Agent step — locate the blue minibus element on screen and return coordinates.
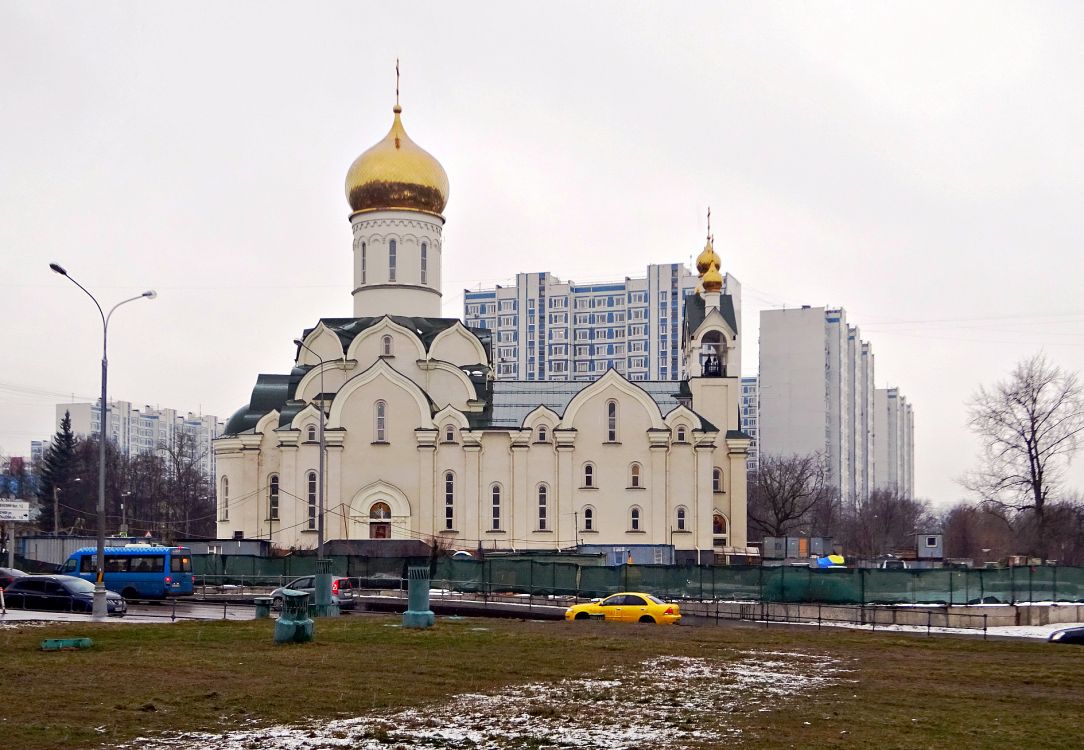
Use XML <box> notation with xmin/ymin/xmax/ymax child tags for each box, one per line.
<box><xmin>60</xmin><ymin>544</ymin><xmax>194</xmax><ymax>599</ymax></box>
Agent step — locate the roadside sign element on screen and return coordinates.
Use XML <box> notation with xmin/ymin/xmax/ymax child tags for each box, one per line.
<box><xmin>0</xmin><ymin>500</ymin><xmax>30</xmax><ymax>522</ymax></box>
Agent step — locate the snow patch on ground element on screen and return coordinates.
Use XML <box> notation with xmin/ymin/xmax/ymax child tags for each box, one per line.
<box><xmin>781</xmin><ymin>618</ymin><xmax>1084</xmax><ymax>640</ymax></box>
<box><xmin>117</xmin><ymin>651</ymin><xmax>847</xmax><ymax>749</ymax></box>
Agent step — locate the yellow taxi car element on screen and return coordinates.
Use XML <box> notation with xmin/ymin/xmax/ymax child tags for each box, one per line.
<box><xmin>565</xmin><ymin>592</ymin><xmax>681</xmax><ymax>625</ymax></box>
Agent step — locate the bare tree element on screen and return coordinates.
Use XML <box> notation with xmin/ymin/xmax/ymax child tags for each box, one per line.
<box><xmin>964</xmin><ymin>354</ymin><xmax>1084</xmax><ymax>558</ymax></box>
<box><xmin>747</xmin><ymin>454</ymin><xmax>835</xmax><ymax>540</ymax></box>
<box><xmin>161</xmin><ymin>429</ymin><xmax>215</xmax><ymax>538</ymax></box>
<box><xmin>841</xmin><ymin>488</ymin><xmax>936</xmax><ymax>559</ymax></box>
<box><xmin>939</xmin><ymin>502</ymin><xmax>1014</xmax><ymax>563</ymax></box>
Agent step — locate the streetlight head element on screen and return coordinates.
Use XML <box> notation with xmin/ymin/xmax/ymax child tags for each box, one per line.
<box><xmin>142</xmin><ymin>290</ymin><xmax>157</xmax><ymax>299</ymax></box>
<box><xmin>49</xmin><ymin>262</ymin><xmax>68</xmax><ymax>276</ymax></box>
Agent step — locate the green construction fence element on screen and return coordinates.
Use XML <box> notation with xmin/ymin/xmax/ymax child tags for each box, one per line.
<box><xmin>191</xmin><ymin>554</ymin><xmax>1084</xmax><ymax>604</ymax></box>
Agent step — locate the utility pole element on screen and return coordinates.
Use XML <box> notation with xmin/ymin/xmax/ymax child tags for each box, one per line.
<box><xmin>53</xmin><ymin>486</ymin><xmax>60</xmax><ymax>536</ymax></box>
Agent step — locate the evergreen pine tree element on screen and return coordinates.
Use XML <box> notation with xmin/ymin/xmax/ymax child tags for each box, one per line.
<box><xmin>37</xmin><ymin>410</ymin><xmax>78</xmax><ymax>532</ymax></box>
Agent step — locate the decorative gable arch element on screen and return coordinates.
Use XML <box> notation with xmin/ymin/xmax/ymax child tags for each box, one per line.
<box><xmin>429</xmin><ymin>321</ymin><xmax>489</xmax><ymax>365</ymax></box>
<box><xmin>663</xmin><ymin>404</ymin><xmax>704</xmax><ymax>431</ymax></box>
<box><xmin>521</xmin><ymin>405</ymin><xmax>561</xmax><ymax>430</ymax></box>
<box><xmin>432</xmin><ymin>404</ymin><xmax>471</xmax><ymax>430</ymax></box>
<box><xmin>421</xmin><ymin>359</ymin><xmax>478</xmax><ymax>407</ymax></box>
<box><xmin>689</xmin><ymin>308</ymin><xmax>737</xmax><ymax>342</ymax></box>
<box><xmin>327</xmin><ymin>359</ymin><xmax>433</xmax><ymax>430</ymax></box>
<box><xmin>254</xmin><ymin>410</ymin><xmax>280</xmax><ymax>435</ymax></box>
<box><xmin>288</xmin><ymin>402</ymin><xmax>325</xmax><ymax>432</ymax></box>
<box><xmin>295</xmin><ymin>360</ymin><xmax>346</xmax><ymax>405</ymax></box>
<box><xmin>345</xmin><ymin>316</ymin><xmax>427</xmax><ymax>362</ymax></box>
<box><xmin>346</xmin><ymin>480</ymin><xmax>413</xmax><ymax>539</ymax></box>
<box><xmin>560</xmin><ymin>369</ymin><xmax>666</xmax><ymax>430</ymax></box>
<box><xmin>296</xmin><ymin>322</ymin><xmax>346</xmax><ymax>366</ymax></box>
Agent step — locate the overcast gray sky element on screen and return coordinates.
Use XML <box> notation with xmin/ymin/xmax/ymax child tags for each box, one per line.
<box><xmin>2</xmin><ymin>1</ymin><xmax>1082</xmax><ymax>504</ymax></box>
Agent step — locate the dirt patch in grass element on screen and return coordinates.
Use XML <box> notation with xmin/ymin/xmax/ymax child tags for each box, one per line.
<box><xmin>0</xmin><ymin>618</ymin><xmax>1080</xmax><ymax>749</ymax></box>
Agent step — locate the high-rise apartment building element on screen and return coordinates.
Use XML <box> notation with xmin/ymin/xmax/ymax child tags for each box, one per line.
<box><xmin>872</xmin><ymin>388</ymin><xmax>914</xmax><ymax>498</ymax></box>
<box><xmin>55</xmin><ymin>401</ymin><xmax>224</xmax><ymax>478</ymax></box>
<box><xmin>759</xmin><ymin>306</ymin><xmax>908</xmax><ymax>501</ymax></box>
<box><xmin>464</xmin><ymin>264</ymin><xmax>741</xmax><ymax>381</ymax></box>
<box><xmin>740</xmin><ymin>376</ymin><xmax>759</xmax><ymax>473</ymax></box>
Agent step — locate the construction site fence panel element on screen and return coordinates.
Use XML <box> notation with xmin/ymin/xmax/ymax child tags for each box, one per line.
<box><xmin>190</xmin><ymin>555</ymin><xmax>1084</xmax><ymax>604</ymax></box>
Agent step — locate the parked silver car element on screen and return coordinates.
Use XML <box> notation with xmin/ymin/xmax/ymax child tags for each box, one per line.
<box><xmin>270</xmin><ymin>576</ymin><xmax>356</xmax><ymax>611</ymax></box>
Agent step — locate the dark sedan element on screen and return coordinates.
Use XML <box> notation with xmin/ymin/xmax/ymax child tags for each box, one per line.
<box><xmin>3</xmin><ymin>575</ymin><xmax>127</xmax><ymax>616</ymax></box>
<box><xmin>1048</xmin><ymin>626</ymin><xmax>1084</xmax><ymax>645</ymax></box>
<box><xmin>0</xmin><ymin>566</ymin><xmax>27</xmax><ymax>588</ymax></box>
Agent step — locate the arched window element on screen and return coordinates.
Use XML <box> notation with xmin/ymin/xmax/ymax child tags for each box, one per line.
<box><xmin>713</xmin><ymin>513</ymin><xmax>729</xmax><ymax>547</ymax></box>
<box><xmin>381</xmin><ymin>334</ymin><xmax>393</xmax><ymax>356</ymax></box>
<box><xmin>712</xmin><ymin>467</ymin><xmax>723</xmax><ymax>493</ymax></box>
<box><xmin>220</xmin><ymin>476</ymin><xmax>229</xmax><ymax>521</ymax></box>
<box><xmin>421</xmin><ymin>242</ymin><xmax>428</xmax><ymax>284</ymax></box>
<box><xmin>676</xmin><ymin>505</ymin><xmax>688</xmax><ymax>531</ymax></box>
<box><xmin>444</xmin><ymin>425</ymin><xmax>456</xmax><ymax>443</ymax></box>
<box><xmin>491</xmin><ymin>484</ymin><xmax>501</xmax><ymax>531</ymax></box>
<box><xmin>629</xmin><ymin>505</ymin><xmax>642</xmax><ymax>531</ymax></box>
<box><xmin>583</xmin><ymin>462</ymin><xmax>595</xmax><ymax>488</ymax></box>
<box><xmin>268</xmin><ymin>474</ymin><xmax>279</xmax><ymax>520</ymax></box>
<box><xmin>444</xmin><ymin>471</ymin><xmax>455</xmax><ymax>530</ymax></box>
<box><xmin>676</xmin><ymin>425</ymin><xmax>687</xmax><ymax>443</ymax></box>
<box><xmin>582</xmin><ymin>506</ymin><xmax>594</xmax><ymax>532</ymax></box>
<box><xmin>369</xmin><ymin>501</ymin><xmax>391</xmax><ymax>539</ymax></box>
<box><xmin>306</xmin><ymin>471</ymin><xmax>317</xmax><ymax>530</ymax></box>
<box><xmin>537</xmin><ymin>425</ymin><xmax>548</xmax><ymax>443</ymax></box>
<box><xmin>361</xmin><ymin>241</ymin><xmax>367</xmax><ymax>284</ymax></box>
<box><xmin>606</xmin><ymin>400</ymin><xmax>618</xmax><ymax>442</ymax></box>
<box><xmin>537</xmin><ymin>484</ymin><xmax>548</xmax><ymax>531</ymax></box>
<box><xmin>388</xmin><ymin>239</ymin><xmax>397</xmax><ymax>282</ymax></box>
<box><xmin>629</xmin><ymin>462</ymin><xmax>642</xmax><ymax>488</ymax></box>
<box><xmin>306</xmin><ymin>424</ymin><xmax>317</xmax><ymax>442</ymax></box>
<box><xmin>375</xmin><ymin>400</ymin><xmax>387</xmax><ymax>442</ymax></box>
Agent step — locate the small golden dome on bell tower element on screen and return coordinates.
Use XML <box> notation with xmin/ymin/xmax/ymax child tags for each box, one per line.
<box><xmin>695</xmin><ymin>238</ymin><xmax>720</xmax><ymax>275</ymax></box>
<box><xmin>702</xmin><ymin>261</ymin><xmax>723</xmax><ymax>293</ymax></box>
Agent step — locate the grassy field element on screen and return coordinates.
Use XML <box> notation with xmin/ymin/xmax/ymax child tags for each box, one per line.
<box><xmin>0</xmin><ymin>615</ymin><xmax>1081</xmax><ymax>749</ymax></box>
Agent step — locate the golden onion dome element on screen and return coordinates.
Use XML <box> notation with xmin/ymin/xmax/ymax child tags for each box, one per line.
<box><xmin>702</xmin><ymin>261</ymin><xmax>723</xmax><ymax>293</ymax></box>
<box><xmin>345</xmin><ymin>104</ymin><xmax>449</xmax><ymax>215</ymax></box>
<box><xmin>695</xmin><ymin>238</ymin><xmax>721</xmax><ymax>275</ymax></box>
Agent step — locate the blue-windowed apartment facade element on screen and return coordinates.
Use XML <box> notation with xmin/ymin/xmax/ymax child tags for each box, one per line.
<box><xmin>464</xmin><ymin>264</ymin><xmax>740</xmax><ymax>382</ymax></box>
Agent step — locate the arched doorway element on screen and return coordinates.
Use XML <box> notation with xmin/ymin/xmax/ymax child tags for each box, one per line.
<box><xmin>369</xmin><ymin>501</ymin><xmax>391</xmax><ymax>539</ymax></box>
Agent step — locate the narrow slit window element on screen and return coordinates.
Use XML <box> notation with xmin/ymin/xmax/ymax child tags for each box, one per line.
<box><xmin>306</xmin><ymin>471</ymin><xmax>317</xmax><ymax>530</ymax></box>
<box><xmin>538</xmin><ymin>485</ymin><xmax>548</xmax><ymax>530</ymax></box>
<box><xmin>375</xmin><ymin>400</ymin><xmax>387</xmax><ymax>442</ymax></box>
<box><xmin>444</xmin><ymin>472</ymin><xmax>455</xmax><ymax>530</ymax></box>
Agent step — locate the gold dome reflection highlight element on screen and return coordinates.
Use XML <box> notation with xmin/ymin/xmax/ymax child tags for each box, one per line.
<box><xmin>345</xmin><ymin>105</ymin><xmax>449</xmax><ymax>215</ymax></box>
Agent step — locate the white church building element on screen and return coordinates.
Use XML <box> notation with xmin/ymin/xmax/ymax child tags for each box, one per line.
<box><xmin>214</xmin><ymin>97</ymin><xmax>750</xmax><ymax>564</ymax></box>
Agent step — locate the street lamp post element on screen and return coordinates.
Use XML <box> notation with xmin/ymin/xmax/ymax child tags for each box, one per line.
<box><xmin>50</xmin><ymin>263</ymin><xmax>155</xmax><ymax>619</ymax></box>
<box><xmin>293</xmin><ymin>338</ymin><xmax>338</xmax><ymax>617</ymax></box>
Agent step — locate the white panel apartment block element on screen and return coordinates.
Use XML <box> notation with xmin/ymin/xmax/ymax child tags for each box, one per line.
<box><xmin>56</xmin><ymin>401</ymin><xmax>224</xmax><ymax>478</ymax></box>
<box><xmin>759</xmin><ymin>306</ymin><xmax>913</xmax><ymax>501</ymax></box>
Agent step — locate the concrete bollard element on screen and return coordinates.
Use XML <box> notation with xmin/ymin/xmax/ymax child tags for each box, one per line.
<box><xmin>402</xmin><ymin>565</ymin><xmax>435</xmax><ymax>628</ymax></box>
<box><xmin>274</xmin><ymin>589</ymin><xmax>314</xmax><ymax>643</ymax></box>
